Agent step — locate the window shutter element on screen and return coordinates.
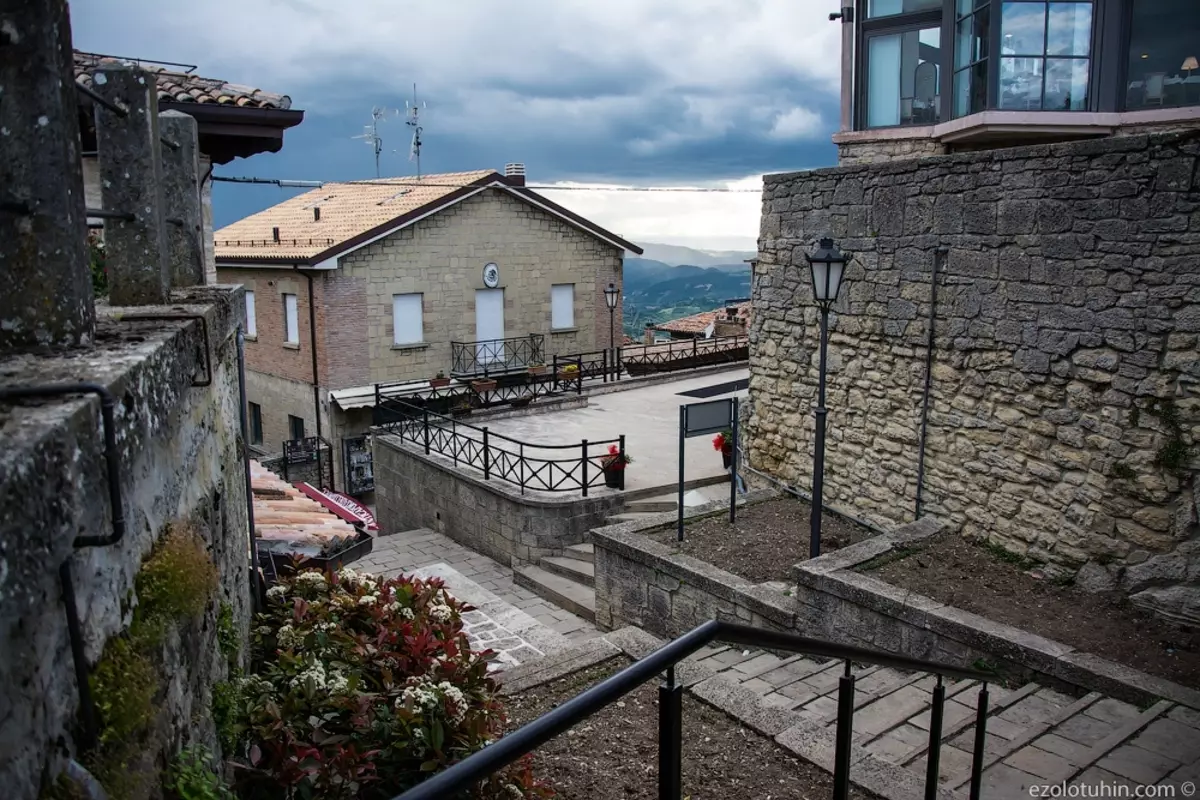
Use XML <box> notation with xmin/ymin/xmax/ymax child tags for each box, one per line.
<box><xmin>393</xmin><ymin>294</ymin><xmax>424</xmax><ymax>345</ymax></box>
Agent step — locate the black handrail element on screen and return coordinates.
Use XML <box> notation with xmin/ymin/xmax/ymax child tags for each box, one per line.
<box><xmin>393</xmin><ymin>620</ymin><xmax>994</xmax><ymax>800</ymax></box>
<box><xmin>451</xmin><ymin>335</ymin><xmax>545</xmax><ymax>377</ymax></box>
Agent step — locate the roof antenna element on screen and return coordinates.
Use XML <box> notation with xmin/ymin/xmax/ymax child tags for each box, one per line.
<box><xmin>405</xmin><ymin>84</ymin><xmax>427</xmax><ymax>179</ymax></box>
<box><xmin>352</xmin><ymin>105</ymin><xmax>397</xmax><ymax>178</ymax></box>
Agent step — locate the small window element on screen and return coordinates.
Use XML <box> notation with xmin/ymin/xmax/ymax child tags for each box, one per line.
<box><xmin>288</xmin><ymin>415</ymin><xmax>305</xmax><ymax>441</ymax></box>
<box><xmin>248</xmin><ymin>402</ymin><xmax>263</xmax><ymax>445</ymax></box>
<box><xmin>245</xmin><ymin>290</ymin><xmax>257</xmax><ymax>338</ymax></box>
<box><xmin>551</xmin><ymin>284</ymin><xmax>575</xmax><ymax>329</ymax></box>
<box><xmin>392</xmin><ymin>293</ymin><xmax>424</xmax><ymax>345</ymax></box>
<box><xmin>283</xmin><ymin>293</ymin><xmax>299</xmax><ymax>345</ymax></box>
<box><xmin>866</xmin><ymin>27</ymin><xmax>943</xmax><ymax>127</ymax></box>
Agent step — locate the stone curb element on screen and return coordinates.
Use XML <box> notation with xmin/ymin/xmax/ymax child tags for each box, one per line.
<box><xmin>794</xmin><ymin>521</ymin><xmax>1200</xmax><ymax>711</ymax></box>
<box><xmin>496</xmin><ymin>635</ymin><xmax>623</xmax><ymax>696</ymax></box>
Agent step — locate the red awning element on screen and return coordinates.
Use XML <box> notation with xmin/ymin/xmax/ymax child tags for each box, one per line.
<box><xmin>296</xmin><ymin>483</ymin><xmax>379</xmax><ymax>531</ymax></box>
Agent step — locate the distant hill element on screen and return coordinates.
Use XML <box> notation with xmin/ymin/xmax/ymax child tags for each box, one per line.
<box><xmin>622</xmin><ymin>256</ymin><xmax>750</xmax><ymax>336</ymax></box>
<box><xmin>628</xmin><ymin>242</ymin><xmax>756</xmax><ymax>269</ymax></box>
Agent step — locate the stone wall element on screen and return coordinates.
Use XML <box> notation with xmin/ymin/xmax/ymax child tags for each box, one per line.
<box><xmin>373</xmin><ymin>432</ymin><xmax>623</xmax><ymax>565</ymax></box>
<box><xmin>0</xmin><ymin>287</ymin><xmax>252</xmax><ymax>799</ymax></box>
<box><xmin>751</xmin><ymin>130</ymin><xmax>1200</xmax><ymax>625</ymax></box>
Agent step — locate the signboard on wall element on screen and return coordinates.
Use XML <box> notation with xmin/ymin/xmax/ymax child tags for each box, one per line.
<box><xmin>296</xmin><ymin>483</ymin><xmax>379</xmax><ymax>531</ymax></box>
<box><xmin>343</xmin><ymin>436</ymin><xmax>375</xmax><ymax>495</ymax></box>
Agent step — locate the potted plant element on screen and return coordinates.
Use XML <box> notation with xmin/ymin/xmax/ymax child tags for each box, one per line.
<box><xmin>713</xmin><ymin>429</ymin><xmax>734</xmax><ymax>469</ymax></box>
<box><xmin>527</xmin><ymin>362</ymin><xmax>547</xmax><ymax>377</ymax></box>
<box><xmin>429</xmin><ymin>370</ymin><xmax>451</xmax><ymax>389</ymax></box>
<box><xmin>451</xmin><ymin>398</ymin><xmax>473</xmax><ymax>417</ymax></box>
<box><xmin>600</xmin><ymin>444</ymin><xmax>631</xmax><ymax>489</ymax></box>
<box><xmin>471</xmin><ymin>377</ymin><xmax>497</xmax><ymax>393</ymax></box>
<box><xmin>558</xmin><ymin>362</ymin><xmax>580</xmax><ymax>380</ymax></box>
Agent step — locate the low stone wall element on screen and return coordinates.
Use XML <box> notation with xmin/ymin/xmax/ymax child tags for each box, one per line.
<box><xmin>0</xmin><ymin>287</ymin><xmax>252</xmax><ymax>799</ymax></box>
<box><xmin>592</xmin><ymin>510</ymin><xmax>1200</xmax><ymax>709</ymax></box>
<box><xmin>373</xmin><ymin>433</ymin><xmax>624</xmax><ymax>566</ymax></box>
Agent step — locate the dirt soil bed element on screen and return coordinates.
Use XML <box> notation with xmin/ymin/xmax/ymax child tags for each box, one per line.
<box><xmin>650</xmin><ymin>496</ymin><xmax>876</xmax><ymax>584</ymax></box>
<box><xmin>866</xmin><ymin>534</ymin><xmax>1200</xmax><ymax>689</ymax></box>
<box><xmin>505</xmin><ymin>659</ymin><xmax>874</xmax><ymax>799</ymax></box>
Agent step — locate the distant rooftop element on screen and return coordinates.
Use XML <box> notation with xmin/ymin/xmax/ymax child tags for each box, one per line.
<box><xmin>653</xmin><ymin>301</ymin><xmax>751</xmax><ymax>335</ymax></box>
<box><xmin>74</xmin><ymin>50</ymin><xmax>293</xmax><ymax>110</ymax></box>
<box><xmin>250</xmin><ymin>460</ymin><xmax>359</xmax><ymax>560</ymax></box>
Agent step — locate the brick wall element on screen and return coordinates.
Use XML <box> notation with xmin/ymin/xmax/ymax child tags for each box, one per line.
<box><xmin>751</xmin><ymin>130</ymin><xmax>1199</xmax><ymax>625</ymax></box>
<box><xmin>218</xmin><ymin>267</ymin><xmax>321</xmax><ymax>386</ymax></box>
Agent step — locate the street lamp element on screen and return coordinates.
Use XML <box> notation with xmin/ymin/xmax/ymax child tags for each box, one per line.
<box><xmin>604</xmin><ymin>282</ymin><xmax>621</xmax><ymax>381</ymax></box>
<box><xmin>804</xmin><ymin>236</ymin><xmax>848</xmax><ymax>558</ymax></box>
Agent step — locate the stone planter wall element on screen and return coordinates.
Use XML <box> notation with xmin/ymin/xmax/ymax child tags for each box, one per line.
<box><xmin>752</xmin><ymin>130</ymin><xmax>1200</xmax><ymax>624</ymax></box>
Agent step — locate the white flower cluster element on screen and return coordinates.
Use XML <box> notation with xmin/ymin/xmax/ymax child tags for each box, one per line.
<box><xmin>294</xmin><ymin>571</ymin><xmax>327</xmax><ymax>589</ymax></box>
<box><xmin>290</xmin><ymin>660</ymin><xmax>327</xmax><ymax>690</ymax></box>
<box><xmin>266</xmin><ymin>584</ymin><xmax>287</xmax><ymax>601</ymax></box>
<box><xmin>427</xmin><ymin>603</ymin><xmax>453</xmax><ymax>623</ymax></box>
<box><xmin>396</xmin><ymin>679</ymin><xmax>469</xmax><ymax>724</ymax></box>
<box><xmin>357</xmin><ymin>593</ymin><xmax>379</xmax><ymax>607</ymax></box>
<box><xmin>337</xmin><ymin>566</ymin><xmax>378</xmax><ymax>592</ymax></box>
<box><xmin>277</xmin><ymin>624</ymin><xmax>304</xmax><ymax>649</ymax></box>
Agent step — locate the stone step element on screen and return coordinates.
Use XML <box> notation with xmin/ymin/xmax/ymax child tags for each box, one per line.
<box><xmin>562</xmin><ymin>543</ymin><xmax>594</xmax><ymax>564</ymax></box>
<box><xmin>540</xmin><ymin>555</ymin><xmax>595</xmax><ymax>587</ymax></box>
<box><xmin>608</xmin><ymin>512</ymin><xmax>664</xmax><ymax>523</ymax></box>
<box><xmin>624</xmin><ymin>499</ymin><xmax>678</xmax><ymax>513</ymax></box>
<box><xmin>514</xmin><ymin>564</ymin><xmax>596</xmax><ymax>622</ymax></box>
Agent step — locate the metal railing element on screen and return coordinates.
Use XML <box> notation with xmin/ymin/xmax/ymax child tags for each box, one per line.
<box><xmin>374</xmin><ymin>399</ymin><xmax>624</xmax><ymax>496</ymax></box>
<box><xmin>393</xmin><ymin>620</ymin><xmax>993</xmax><ymax>800</ymax></box>
<box><xmin>620</xmin><ymin>334</ymin><xmax>749</xmax><ymax>377</ymax></box>
<box><xmin>450</xmin><ymin>334</ymin><xmax>545</xmax><ymax>377</ymax></box>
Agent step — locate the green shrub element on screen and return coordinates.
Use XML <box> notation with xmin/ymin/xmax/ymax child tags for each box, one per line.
<box><xmin>226</xmin><ymin>567</ymin><xmax>552</xmax><ymax>799</ymax></box>
<box><xmin>167</xmin><ymin>746</ymin><xmax>235</xmax><ymax>800</ymax></box>
<box><xmin>216</xmin><ymin>602</ymin><xmax>239</xmax><ymax>666</ymax></box>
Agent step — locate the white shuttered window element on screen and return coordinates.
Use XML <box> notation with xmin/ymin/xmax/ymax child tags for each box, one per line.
<box><xmin>393</xmin><ymin>293</ymin><xmax>424</xmax><ymax>345</ymax></box>
<box><xmin>245</xmin><ymin>290</ymin><xmax>257</xmax><ymax>337</ymax></box>
<box><xmin>551</xmin><ymin>284</ymin><xmax>575</xmax><ymax>329</ymax></box>
<box><xmin>283</xmin><ymin>293</ymin><xmax>298</xmax><ymax>344</ymax></box>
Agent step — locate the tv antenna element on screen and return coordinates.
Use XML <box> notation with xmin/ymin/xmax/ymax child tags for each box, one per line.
<box><xmin>352</xmin><ymin>105</ymin><xmax>397</xmax><ymax>178</ymax></box>
<box><xmin>405</xmin><ymin>84</ymin><xmax>427</xmax><ymax>179</ymax></box>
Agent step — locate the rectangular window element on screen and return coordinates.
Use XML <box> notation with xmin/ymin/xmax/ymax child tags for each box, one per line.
<box><xmin>998</xmin><ymin>1</ymin><xmax>1092</xmax><ymax>111</ymax></box>
<box><xmin>283</xmin><ymin>293</ymin><xmax>299</xmax><ymax>345</ymax></box>
<box><xmin>392</xmin><ymin>293</ymin><xmax>424</xmax><ymax>345</ymax></box>
<box><xmin>866</xmin><ymin>26</ymin><xmax>942</xmax><ymax>127</ymax></box>
<box><xmin>245</xmin><ymin>290</ymin><xmax>257</xmax><ymax>338</ymax></box>
<box><xmin>551</xmin><ymin>284</ymin><xmax>575</xmax><ymax>330</ymax></box>
<box><xmin>288</xmin><ymin>415</ymin><xmax>305</xmax><ymax>441</ymax></box>
<box><xmin>248</xmin><ymin>402</ymin><xmax>263</xmax><ymax>445</ymax></box>
<box><xmin>1124</xmin><ymin>0</ymin><xmax>1199</xmax><ymax>111</ymax></box>
<box><xmin>953</xmin><ymin>0</ymin><xmax>991</xmax><ymax>117</ymax></box>
<box><xmin>867</xmin><ymin>0</ymin><xmax>940</xmax><ymax>19</ymax></box>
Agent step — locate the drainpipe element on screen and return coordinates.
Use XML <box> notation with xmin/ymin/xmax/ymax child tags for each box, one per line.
<box><xmin>297</xmin><ymin>267</ymin><xmax>328</xmax><ymax>490</ymax></box>
<box><xmin>914</xmin><ymin>248</ymin><xmax>944</xmax><ymax>519</ymax></box>
<box><xmin>237</xmin><ymin>328</ymin><xmax>262</xmax><ymax>612</ymax></box>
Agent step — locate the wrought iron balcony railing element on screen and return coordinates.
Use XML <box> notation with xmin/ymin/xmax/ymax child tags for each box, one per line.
<box><xmin>450</xmin><ymin>334</ymin><xmax>545</xmax><ymax>377</ymax></box>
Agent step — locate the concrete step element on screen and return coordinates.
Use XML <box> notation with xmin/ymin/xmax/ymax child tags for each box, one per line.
<box><xmin>563</xmin><ymin>543</ymin><xmax>594</xmax><ymax>564</ymax></box>
<box><xmin>624</xmin><ymin>499</ymin><xmax>678</xmax><ymax>513</ymax></box>
<box><xmin>609</xmin><ymin>512</ymin><xmax>664</xmax><ymax>523</ymax></box>
<box><xmin>514</xmin><ymin>564</ymin><xmax>596</xmax><ymax>622</ymax></box>
<box><xmin>540</xmin><ymin>555</ymin><xmax>595</xmax><ymax>587</ymax></box>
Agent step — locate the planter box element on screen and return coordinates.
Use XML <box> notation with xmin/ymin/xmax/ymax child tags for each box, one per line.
<box><xmin>527</xmin><ymin>365</ymin><xmax>547</xmax><ymax>376</ymax></box>
<box><xmin>429</xmin><ymin>377</ymin><xmax>451</xmax><ymax>388</ymax></box>
<box><xmin>472</xmin><ymin>379</ymin><xmax>498</xmax><ymax>393</ymax></box>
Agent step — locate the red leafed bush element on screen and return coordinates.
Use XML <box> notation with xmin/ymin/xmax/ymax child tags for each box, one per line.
<box><xmin>225</xmin><ymin>567</ymin><xmax>553</xmax><ymax>799</ymax></box>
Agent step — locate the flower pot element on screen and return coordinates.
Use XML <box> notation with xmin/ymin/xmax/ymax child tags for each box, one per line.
<box><xmin>471</xmin><ymin>379</ymin><xmax>497</xmax><ymax>393</ymax></box>
<box><xmin>721</xmin><ymin>449</ymin><xmax>733</xmax><ymax>470</ymax></box>
<box><xmin>603</xmin><ymin>468</ymin><xmax>623</xmax><ymax>489</ymax></box>
<box><xmin>527</xmin><ymin>365</ymin><xmax>547</xmax><ymax>376</ymax></box>
<box><xmin>429</xmin><ymin>377</ymin><xmax>451</xmax><ymax>388</ymax></box>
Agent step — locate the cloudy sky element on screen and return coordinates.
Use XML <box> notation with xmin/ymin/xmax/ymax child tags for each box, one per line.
<box><xmin>70</xmin><ymin>0</ymin><xmax>842</xmax><ymax>251</ymax></box>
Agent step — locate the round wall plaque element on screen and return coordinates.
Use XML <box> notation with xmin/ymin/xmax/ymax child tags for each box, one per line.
<box><xmin>482</xmin><ymin>262</ymin><xmax>500</xmax><ymax>288</ymax></box>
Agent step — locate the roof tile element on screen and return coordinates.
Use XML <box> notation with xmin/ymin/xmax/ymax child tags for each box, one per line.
<box><xmin>74</xmin><ymin>51</ymin><xmax>292</xmax><ymax>111</ymax></box>
<box><xmin>654</xmin><ymin>302</ymin><xmax>751</xmax><ymax>334</ymax></box>
<box><xmin>249</xmin><ymin>460</ymin><xmax>359</xmax><ymax>559</ymax></box>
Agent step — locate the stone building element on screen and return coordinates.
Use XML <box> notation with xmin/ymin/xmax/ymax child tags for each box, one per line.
<box><xmin>748</xmin><ymin>129</ymin><xmax>1199</xmax><ymax>625</ymax></box>
<box><xmin>833</xmin><ymin>0</ymin><xmax>1200</xmax><ymax>164</ymax></box>
<box><xmin>214</xmin><ymin>167</ymin><xmax>641</xmax><ymax>490</ymax></box>
<box><xmin>74</xmin><ymin>51</ymin><xmax>305</xmax><ymax>279</ymax></box>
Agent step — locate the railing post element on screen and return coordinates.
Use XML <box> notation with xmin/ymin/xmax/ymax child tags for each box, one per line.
<box><xmin>519</xmin><ymin>442</ymin><xmax>526</xmax><ymax>496</ymax></box>
<box><xmin>423</xmin><ymin>408</ymin><xmax>430</xmax><ymax>455</ymax></box>
<box><xmin>552</xmin><ymin>354</ymin><xmax>559</xmax><ymax>390</ymax></box>
<box><xmin>832</xmin><ymin>661</ymin><xmax>856</xmax><ymax>800</ymax></box>
<box><xmin>658</xmin><ymin>665</ymin><xmax>683</xmax><ymax>800</ymax></box>
<box><xmin>452</xmin><ymin>418</ymin><xmax>458</xmax><ymax>466</ymax></box>
<box><xmin>617</xmin><ymin>346</ymin><xmax>623</xmax><ymax>381</ymax></box>
<box><xmin>158</xmin><ymin>110</ymin><xmax>204</xmax><ymax>287</ymax></box>
<box><xmin>483</xmin><ymin>427</ymin><xmax>490</xmax><ymax>480</ymax></box>
<box><xmin>619</xmin><ymin>435</ymin><xmax>626</xmax><ymax>491</ymax></box>
<box><xmin>577</xmin><ymin>357</ymin><xmax>583</xmax><ymax>395</ymax></box>
<box><xmin>602</xmin><ymin>348</ymin><xmax>608</xmax><ymax>383</ymax></box>
<box><xmin>924</xmin><ymin>676</ymin><xmax>946</xmax><ymax>800</ymax></box>
<box><xmin>581</xmin><ymin>439</ymin><xmax>589</xmax><ymax>497</ymax></box>
<box><xmin>968</xmin><ymin>685</ymin><xmax>990</xmax><ymax>800</ymax></box>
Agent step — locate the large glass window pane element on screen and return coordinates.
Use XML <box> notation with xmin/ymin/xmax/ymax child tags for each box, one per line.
<box><xmin>867</xmin><ymin>27</ymin><xmax>942</xmax><ymax>127</ymax></box>
<box><xmin>957</xmin><ymin>0</ymin><xmax>989</xmax><ymax>16</ymax></box>
<box><xmin>956</xmin><ymin>11</ymin><xmax>990</xmax><ymax>68</ymax></box>
<box><xmin>1002</xmin><ymin>2</ymin><xmax>1047</xmax><ymax>56</ymax></box>
<box><xmin>1046</xmin><ymin>2</ymin><xmax>1091</xmax><ymax>56</ymax></box>
<box><xmin>869</xmin><ymin>0</ymin><xmax>940</xmax><ymax>19</ymax></box>
<box><xmin>1044</xmin><ymin>58</ymin><xmax>1089</xmax><ymax>109</ymax></box>
<box><xmin>999</xmin><ymin>56</ymin><xmax>1045</xmax><ymax>108</ymax></box>
<box><xmin>1125</xmin><ymin>0</ymin><xmax>1200</xmax><ymax>110</ymax></box>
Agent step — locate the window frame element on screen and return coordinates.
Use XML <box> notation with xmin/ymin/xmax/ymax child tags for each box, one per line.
<box><xmin>994</xmin><ymin>0</ymin><xmax>1096</xmax><ymax>113</ymax></box>
<box><xmin>391</xmin><ymin>292</ymin><xmax>425</xmax><ymax>346</ymax></box>
<box><xmin>288</xmin><ymin>415</ymin><xmax>305</xmax><ymax>442</ymax></box>
<box><xmin>550</xmin><ymin>283</ymin><xmax>576</xmax><ymax>330</ymax></box>
<box><xmin>248</xmin><ymin>401</ymin><xmax>263</xmax><ymax>445</ymax></box>
<box><xmin>283</xmin><ymin>293</ymin><xmax>299</xmax><ymax>345</ymax></box>
<box><xmin>245</xmin><ymin>290</ymin><xmax>257</xmax><ymax>338</ymax></box>
<box><xmin>1116</xmin><ymin>0</ymin><xmax>1197</xmax><ymax>112</ymax></box>
<box><xmin>857</xmin><ymin>7</ymin><xmax>946</xmax><ymax>130</ymax></box>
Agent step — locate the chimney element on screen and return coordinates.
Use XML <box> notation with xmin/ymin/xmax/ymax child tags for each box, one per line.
<box><xmin>313</xmin><ymin>207</ymin><xmax>321</xmax><ymax>222</ymax></box>
<box><xmin>714</xmin><ymin>306</ymin><xmax>746</xmax><ymax>338</ymax></box>
<box><xmin>504</xmin><ymin>162</ymin><xmax>526</xmax><ymax>187</ymax></box>
<box><xmin>644</xmin><ymin>322</ymin><xmax>655</xmax><ymax>346</ymax></box>
<box><xmin>272</xmin><ymin>226</ymin><xmax>280</xmax><ymax>243</ymax></box>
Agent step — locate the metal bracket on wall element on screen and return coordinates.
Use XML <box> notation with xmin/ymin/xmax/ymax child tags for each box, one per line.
<box><xmin>112</xmin><ymin>313</ymin><xmax>212</xmax><ymax>387</ymax></box>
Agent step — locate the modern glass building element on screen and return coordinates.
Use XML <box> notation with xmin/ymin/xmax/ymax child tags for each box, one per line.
<box><xmin>835</xmin><ymin>0</ymin><xmax>1200</xmax><ymax>161</ymax></box>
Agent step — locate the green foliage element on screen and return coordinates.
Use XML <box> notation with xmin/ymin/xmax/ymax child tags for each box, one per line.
<box><xmin>225</xmin><ymin>567</ymin><xmax>552</xmax><ymax>800</ymax></box>
<box><xmin>217</xmin><ymin>602</ymin><xmax>239</xmax><ymax>666</ymax></box>
<box><xmin>40</xmin><ymin>773</ymin><xmax>87</xmax><ymax>800</ymax></box>
<box><xmin>167</xmin><ymin>746</ymin><xmax>235</xmax><ymax>800</ymax></box>
<box><xmin>88</xmin><ymin>234</ymin><xmax>107</xmax><ymax>296</ymax></box>
<box><xmin>1144</xmin><ymin>399</ymin><xmax>1192</xmax><ymax>477</ymax></box>
<box><xmin>982</xmin><ymin>540</ymin><xmax>1042</xmax><ymax>571</ymax></box>
<box><xmin>1110</xmin><ymin>462</ymin><xmax>1137</xmax><ymax>481</ymax></box>
<box><xmin>212</xmin><ymin>677</ymin><xmax>241</xmax><ymax>757</ymax></box>
<box><xmin>134</xmin><ymin>525</ymin><xmax>219</xmax><ymax>642</ymax></box>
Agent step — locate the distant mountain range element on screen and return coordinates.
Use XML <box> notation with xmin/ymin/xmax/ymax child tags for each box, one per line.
<box><xmin>621</xmin><ymin>244</ymin><xmax>753</xmax><ymax>336</ymax></box>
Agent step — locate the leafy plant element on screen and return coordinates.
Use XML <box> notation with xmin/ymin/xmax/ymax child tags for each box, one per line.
<box><xmin>88</xmin><ymin>233</ymin><xmax>107</xmax><ymax>296</ymax></box>
<box><xmin>167</xmin><ymin>746</ymin><xmax>235</xmax><ymax>800</ymax></box>
<box><xmin>135</xmin><ymin>524</ymin><xmax>219</xmax><ymax>644</ymax></box>
<box><xmin>559</xmin><ymin>363</ymin><xmax>580</xmax><ymax>375</ymax></box>
<box><xmin>435</xmin><ymin>371</ymin><xmax>446</xmax><ymax>380</ymax></box>
<box><xmin>601</xmin><ymin>444</ymin><xmax>632</xmax><ymax>471</ymax></box>
<box><xmin>712</xmin><ymin>429</ymin><xmax>733</xmax><ymax>452</ymax></box>
<box><xmin>217</xmin><ymin>602</ymin><xmax>239</xmax><ymax>667</ymax></box>
<box><xmin>225</xmin><ymin>568</ymin><xmax>552</xmax><ymax>799</ymax></box>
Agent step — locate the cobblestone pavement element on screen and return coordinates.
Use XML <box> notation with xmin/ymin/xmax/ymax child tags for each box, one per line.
<box><xmin>689</xmin><ymin>645</ymin><xmax>1200</xmax><ymax>797</ymax></box>
<box><xmin>353</xmin><ymin>529</ymin><xmax>598</xmax><ymax>643</ymax></box>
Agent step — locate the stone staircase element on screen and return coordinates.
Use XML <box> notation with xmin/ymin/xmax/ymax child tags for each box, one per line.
<box><xmin>515</xmin><ymin>542</ymin><xmax>599</xmax><ymax>621</ymax></box>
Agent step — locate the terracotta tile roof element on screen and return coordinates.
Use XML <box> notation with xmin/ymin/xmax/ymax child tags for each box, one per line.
<box><xmin>250</xmin><ymin>460</ymin><xmax>359</xmax><ymax>559</ymax></box>
<box><xmin>74</xmin><ymin>51</ymin><xmax>292</xmax><ymax>110</ymax></box>
<box><xmin>654</xmin><ymin>301</ymin><xmax>751</xmax><ymax>335</ymax></box>
<box><xmin>214</xmin><ymin>170</ymin><xmax>499</xmax><ymax>261</ymax></box>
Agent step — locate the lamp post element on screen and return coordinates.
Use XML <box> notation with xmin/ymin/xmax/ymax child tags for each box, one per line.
<box><xmin>805</xmin><ymin>237</ymin><xmax>848</xmax><ymax>559</ymax></box>
<box><xmin>604</xmin><ymin>282</ymin><xmax>620</xmax><ymax>379</ymax></box>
